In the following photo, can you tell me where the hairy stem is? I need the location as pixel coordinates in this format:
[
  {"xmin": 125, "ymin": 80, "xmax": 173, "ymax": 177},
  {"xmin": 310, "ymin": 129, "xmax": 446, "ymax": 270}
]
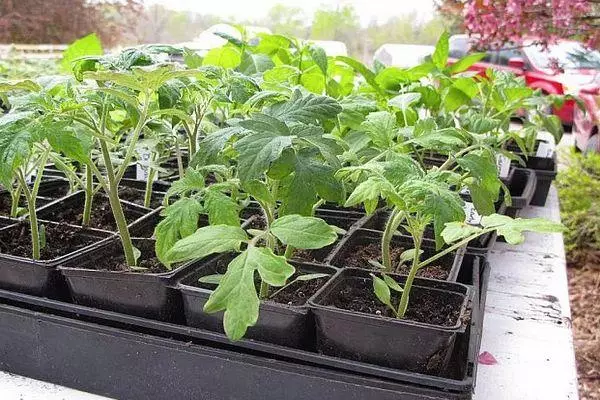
[
  {"xmin": 144, "ymin": 166, "xmax": 156, "ymax": 208},
  {"xmin": 10, "ymin": 185, "xmax": 21, "ymax": 218},
  {"xmin": 396, "ymin": 232, "xmax": 422, "ymax": 319},
  {"xmin": 417, "ymin": 228, "xmax": 494, "ymax": 269},
  {"xmin": 175, "ymin": 139, "xmax": 185, "ymax": 178},
  {"xmin": 114, "ymin": 94, "xmax": 150, "ymax": 183},
  {"xmin": 82, "ymin": 165, "xmax": 93, "ymax": 226},
  {"xmin": 382, "ymin": 208, "xmax": 405, "ymax": 272},
  {"xmin": 438, "ymin": 144, "xmax": 485, "ymax": 171}
]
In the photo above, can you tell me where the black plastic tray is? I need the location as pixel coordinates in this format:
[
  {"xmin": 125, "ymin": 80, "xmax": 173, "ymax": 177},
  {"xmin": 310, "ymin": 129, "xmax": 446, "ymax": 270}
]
[{"xmin": 0, "ymin": 256, "xmax": 488, "ymax": 400}]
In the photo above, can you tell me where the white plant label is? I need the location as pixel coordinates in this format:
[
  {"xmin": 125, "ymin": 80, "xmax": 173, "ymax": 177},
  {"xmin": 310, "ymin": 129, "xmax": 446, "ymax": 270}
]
[
  {"xmin": 535, "ymin": 141, "xmax": 555, "ymax": 158},
  {"xmin": 463, "ymin": 201, "xmax": 482, "ymax": 225},
  {"xmin": 496, "ymin": 154, "xmax": 511, "ymax": 179},
  {"xmin": 136, "ymin": 149, "xmax": 156, "ymax": 182},
  {"xmin": 460, "ymin": 186, "xmax": 471, "ymax": 195}
]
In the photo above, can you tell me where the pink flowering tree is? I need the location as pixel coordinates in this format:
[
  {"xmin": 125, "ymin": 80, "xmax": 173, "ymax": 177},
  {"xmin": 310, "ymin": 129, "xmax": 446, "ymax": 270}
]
[{"xmin": 437, "ymin": 0, "xmax": 600, "ymax": 49}]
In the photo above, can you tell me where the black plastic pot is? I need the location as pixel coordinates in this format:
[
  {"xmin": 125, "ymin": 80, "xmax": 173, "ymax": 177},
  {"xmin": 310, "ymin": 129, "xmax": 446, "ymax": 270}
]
[
  {"xmin": 505, "ymin": 168, "xmax": 537, "ymax": 217},
  {"xmin": 37, "ymin": 178, "xmax": 72, "ymax": 199},
  {"xmin": 529, "ymin": 153, "xmax": 558, "ymax": 206},
  {"xmin": 507, "ymin": 139, "xmax": 555, "ymax": 171},
  {"xmin": 0, "ymin": 271, "xmax": 485, "ymax": 400},
  {"xmin": 179, "ymin": 255, "xmax": 337, "ymax": 348},
  {"xmin": 309, "ymin": 268, "xmax": 473, "ymax": 374},
  {"xmin": 120, "ymin": 178, "xmax": 171, "ymax": 194},
  {"xmin": 0, "ymin": 221, "xmax": 112, "ymax": 297},
  {"xmin": 36, "ymin": 191, "xmax": 152, "ymax": 233},
  {"xmin": 58, "ymin": 238, "xmax": 195, "ymax": 322},
  {"xmin": 328, "ymin": 228, "xmax": 464, "ymax": 281}
]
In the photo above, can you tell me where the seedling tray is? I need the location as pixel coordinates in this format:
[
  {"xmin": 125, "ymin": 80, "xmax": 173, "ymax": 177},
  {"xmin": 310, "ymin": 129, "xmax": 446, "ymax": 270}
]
[{"xmin": 0, "ymin": 257, "xmax": 488, "ymax": 400}]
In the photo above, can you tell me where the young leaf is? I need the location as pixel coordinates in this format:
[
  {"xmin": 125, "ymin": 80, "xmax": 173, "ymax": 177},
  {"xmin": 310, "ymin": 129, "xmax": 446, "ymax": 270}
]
[
  {"xmin": 154, "ymin": 197, "xmax": 203, "ymax": 266},
  {"xmin": 480, "ymin": 214, "xmax": 565, "ymax": 245},
  {"xmin": 441, "ymin": 222, "xmax": 483, "ymax": 244},
  {"xmin": 204, "ymin": 247, "xmax": 295, "ymax": 340},
  {"xmin": 238, "ymin": 52, "xmax": 275, "ymax": 75},
  {"xmin": 234, "ymin": 131, "xmax": 293, "ymax": 182},
  {"xmin": 382, "ymin": 274, "xmax": 404, "ymax": 292},
  {"xmin": 61, "ymin": 33, "xmax": 103, "ymax": 73},
  {"xmin": 165, "ymin": 225, "xmax": 248, "ymax": 265},
  {"xmin": 204, "ymin": 189, "xmax": 240, "ymax": 227},
  {"xmin": 308, "ymin": 45, "xmax": 328, "ymax": 76},
  {"xmin": 166, "ymin": 168, "xmax": 205, "ymax": 200},
  {"xmin": 432, "ymin": 31, "xmax": 450, "ymax": 70},
  {"xmin": 456, "ymin": 149, "xmax": 502, "ymax": 215},
  {"xmin": 388, "ymin": 92, "xmax": 421, "ymax": 111},
  {"xmin": 345, "ymin": 176, "xmax": 398, "ymax": 214},
  {"xmin": 191, "ymin": 126, "xmax": 246, "ymax": 167},
  {"xmin": 371, "ymin": 274, "xmax": 393, "ymax": 310},
  {"xmin": 399, "ymin": 249, "xmax": 424, "ymax": 264},
  {"xmin": 448, "ymin": 53, "xmax": 486, "ymax": 74},
  {"xmin": 202, "ymin": 47, "xmax": 242, "ymax": 69},
  {"xmin": 198, "ymin": 274, "xmax": 224, "ymax": 285},
  {"xmin": 242, "ymin": 180, "xmax": 274, "ymax": 205},
  {"xmin": 270, "ymin": 215, "xmax": 338, "ymax": 249},
  {"xmin": 360, "ymin": 111, "xmax": 397, "ymax": 149}
]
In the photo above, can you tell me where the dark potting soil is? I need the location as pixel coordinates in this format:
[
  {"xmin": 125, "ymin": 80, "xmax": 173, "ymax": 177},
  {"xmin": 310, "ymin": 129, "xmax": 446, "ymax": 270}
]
[
  {"xmin": 44, "ymin": 196, "xmax": 141, "ymax": 231},
  {"xmin": 339, "ymin": 242, "xmax": 449, "ymax": 279},
  {"xmin": 292, "ymin": 248, "xmax": 328, "ymax": 263},
  {"xmin": 80, "ymin": 240, "xmax": 168, "ymax": 273},
  {"xmin": 326, "ymin": 276, "xmax": 463, "ymax": 326},
  {"xmin": 0, "ymin": 223, "xmax": 101, "ymax": 260},
  {"xmin": 192, "ymin": 256, "xmax": 327, "ymax": 307},
  {"xmin": 0, "ymin": 193, "xmax": 23, "ymax": 216},
  {"xmin": 118, "ymin": 186, "xmax": 164, "ymax": 209},
  {"xmin": 44, "ymin": 183, "xmax": 70, "ymax": 199}
]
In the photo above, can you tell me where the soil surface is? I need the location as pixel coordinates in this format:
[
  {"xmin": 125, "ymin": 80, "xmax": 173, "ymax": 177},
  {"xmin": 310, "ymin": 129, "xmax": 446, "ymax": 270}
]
[
  {"xmin": 292, "ymin": 248, "xmax": 329, "ymax": 263},
  {"xmin": 41, "ymin": 195, "xmax": 143, "ymax": 231},
  {"xmin": 118, "ymin": 186, "xmax": 164, "ymax": 209},
  {"xmin": 0, "ymin": 193, "xmax": 23, "ymax": 216},
  {"xmin": 568, "ymin": 260, "xmax": 600, "ymax": 400},
  {"xmin": 191, "ymin": 256, "xmax": 329, "ymax": 306},
  {"xmin": 0, "ymin": 222, "xmax": 103, "ymax": 260},
  {"xmin": 79, "ymin": 240, "xmax": 168, "ymax": 273},
  {"xmin": 41, "ymin": 182, "xmax": 71, "ymax": 199},
  {"xmin": 324, "ymin": 275, "xmax": 463, "ymax": 326},
  {"xmin": 337, "ymin": 242, "xmax": 449, "ymax": 279}
]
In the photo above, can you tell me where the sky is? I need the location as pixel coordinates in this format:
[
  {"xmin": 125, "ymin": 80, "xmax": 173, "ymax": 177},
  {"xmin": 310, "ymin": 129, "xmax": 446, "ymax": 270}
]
[{"xmin": 143, "ymin": 0, "xmax": 437, "ymax": 26}]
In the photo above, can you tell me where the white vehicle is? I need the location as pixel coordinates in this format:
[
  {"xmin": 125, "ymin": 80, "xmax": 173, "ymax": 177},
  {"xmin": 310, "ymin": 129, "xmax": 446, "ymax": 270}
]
[
  {"xmin": 308, "ymin": 40, "xmax": 348, "ymax": 57},
  {"xmin": 179, "ymin": 24, "xmax": 272, "ymax": 55},
  {"xmin": 373, "ymin": 44, "xmax": 434, "ymax": 68}
]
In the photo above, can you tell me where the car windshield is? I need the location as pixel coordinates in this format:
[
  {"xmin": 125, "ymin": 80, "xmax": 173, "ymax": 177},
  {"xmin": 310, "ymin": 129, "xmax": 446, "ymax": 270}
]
[{"xmin": 525, "ymin": 41, "xmax": 600, "ymax": 70}]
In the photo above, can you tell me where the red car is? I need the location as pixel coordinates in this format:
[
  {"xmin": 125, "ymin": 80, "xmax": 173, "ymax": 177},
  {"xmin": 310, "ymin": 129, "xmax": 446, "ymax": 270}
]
[{"xmin": 449, "ymin": 35, "xmax": 600, "ymax": 126}]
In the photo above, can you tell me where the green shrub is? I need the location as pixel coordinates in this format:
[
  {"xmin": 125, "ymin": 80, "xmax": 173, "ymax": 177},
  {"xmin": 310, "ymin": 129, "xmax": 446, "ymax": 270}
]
[{"xmin": 557, "ymin": 149, "xmax": 600, "ymax": 262}]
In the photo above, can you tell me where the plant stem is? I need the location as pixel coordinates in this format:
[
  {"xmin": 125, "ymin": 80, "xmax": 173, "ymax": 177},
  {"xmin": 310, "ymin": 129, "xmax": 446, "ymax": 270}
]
[
  {"xmin": 417, "ymin": 228, "xmax": 494, "ymax": 269},
  {"xmin": 175, "ymin": 139, "xmax": 185, "ymax": 178},
  {"xmin": 311, "ymin": 199, "xmax": 325, "ymax": 216},
  {"xmin": 283, "ymin": 245, "xmax": 294, "ymax": 259},
  {"xmin": 114, "ymin": 95, "xmax": 150, "ymax": 183},
  {"xmin": 396, "ymin": 232, "xmax": 422, "ymax": 318},
  {"xmin": 10, "ymin": 185, "xmax": 21, "ymax": 218},
  {"xmin": 82, "ymin": 165, "xmax": 93, "ymax": 226},
  {"xmin": 144, "ymin": 166, "xmax": 156, "ymax": 208},
  {"xmin": 437, "ymin": 144, "xmax": 485, "ymax": 171},
  {"xmin": 382, "ymin": 208, "xmax": 405, "ymax": 272}
]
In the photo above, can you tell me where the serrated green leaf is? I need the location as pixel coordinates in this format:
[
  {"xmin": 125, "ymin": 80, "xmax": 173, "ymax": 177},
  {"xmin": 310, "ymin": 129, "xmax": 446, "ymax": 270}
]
[
  {"xmin": 204, "ymin": 189, "xmax": 240, "ymax": 226},
  {"xmin": 234, "ymin": 131, "xmax": 293, "ymax": 182},
  {"xmin": 204, "ymin": 247, "xmax": 295, "ymax": 340},
  {"xmin": 154, "ymin": 197, "xmax": 203, "ymax": 266},
  {"xmin": 191, "ymin": 126, "xmax": 245, "ymax": 167},
  {"xmin": 456, "ymin": 149, "xmax": 501, "ymax": 215},
  {"xmin": 166, "ymin": 224, "xmax": 248, "ymax": 265},
  {"xmin": 309, "ymin": 45, "xmax": 328, "ymax": 76},
  {"xmin": 336, "ymin": 56, "xmax": 380, "ymax": 93},
  {"xmin": 61, "ymin": 33, "xmax": 103, "ymax": 73},
  {"xmin": 271, "ymin": 215, "xmax": 337, "ymax": 249},
  {"xmin": 166, "ymin": 168, "xmax": 205, "ymax": 199},
  {"xmin": 383, "ymin": 274, "xmax": 404, "ymax": 292},
  {"xmin": 441, "ymin": 222, "xmax": 483, "ymax": 244},
  {"xmin": 0, "ymin": 80, "xmax": 41, "ymax": 93},
  {"xmin": 345, "ymin": 176, "xmax": 397, "ymax": 214},
  {"xmin": 183, "ymin": 48, "xmax": 203, "ymax": 68},
  {"xmin": 266, "ymin": 90, "xmax": 341, "ymax": 124},
  {"xmin": 242, "ymin": 180, "xmax": 274, "ymax": 205},
  {"xmin": 360, "ymin": 111, "xmax": 397, "ymax": 149},
  {"xmin": 239, "ymin": 52, "xmax": 275, "ymax": 75},
  {"xmin": 388, "ymin": 92, "xmax": 421, "ymax": 111}
]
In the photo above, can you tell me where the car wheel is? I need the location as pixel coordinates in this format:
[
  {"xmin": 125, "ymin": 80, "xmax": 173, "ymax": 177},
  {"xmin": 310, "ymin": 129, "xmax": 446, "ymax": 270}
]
[{"xmin": 585, "ymin": 134, "xmax": 600, "ymax": 154}]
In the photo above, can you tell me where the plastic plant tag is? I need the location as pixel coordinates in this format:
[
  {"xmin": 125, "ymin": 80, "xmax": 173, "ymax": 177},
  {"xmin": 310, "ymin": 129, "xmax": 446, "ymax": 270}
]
[
  {"xmin": 460, "ymin": 186, "xmax": 471, "ymax": 195},
  {"xmin": 463, "ymin": 201, "xmax": 482, "ymax": 225},
  {"xmin": 136, "ymin": 149, "xmax": 156, "ymax": 181},
  {"xmin": 535, "ymin": 140, "xmax": 555, "ymax": 158},
  {"xmin": 496, "ymin": 154, "xmax": 510, "ymax": 178}
]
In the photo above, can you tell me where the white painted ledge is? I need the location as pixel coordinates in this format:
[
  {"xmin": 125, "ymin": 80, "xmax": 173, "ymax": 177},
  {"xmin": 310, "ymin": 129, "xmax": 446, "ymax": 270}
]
[{"xmin": 0, "ymin": 187, "xmax": 578, "ymax": 400}]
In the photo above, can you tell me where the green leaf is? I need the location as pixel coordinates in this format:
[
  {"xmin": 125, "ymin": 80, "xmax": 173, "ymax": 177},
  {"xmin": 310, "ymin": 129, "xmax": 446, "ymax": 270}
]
[
  {"xmin": 61, "ymin": 33, "xmax": 103, "ymax": 73},
  {"xmin": 154, "ymin": 197, "xmax": 203, "ymax": 266},
  {"xmin": 204, "ymin": 247, "xmax": 295, "ymax": 341},
  {"xmin": 345, "ymin": 176, "xmax": 397, "ymax": 214},
  {"xmin": 371, "ymin": 274, "xmax": 393, "ymax": 309},
  {"xmin": 234, "ymin": 131, "xmax": 293, "ymax": 182},
  {"xmin": 456, "ymin": 149, "xmax": 501, "ymax": 215},
  {"xmin": 449, "ymin": 53, "xmax": 486, "ymax": 74},
  {"xmin": 388, "ymin": 92, "xmax": 421, "ymax": 111},
  {"xmin": 399, "ymin": 248, "xmax": 424, "ymax": 264},
  {"xmin": 309, "ymin": 45, "xmax": 328, "ymax": 76},
  {"xmin": 383, "ymin": 274, "xmax": 404, "ymax": 292},
  {"xmin": 263, "ymin": 65, "xmax": 300, "ymax": 84},
  {"xmin": 480, "ymin": 214, "xmax": 565, "ymax": 245},
  {"xmin": 0, "ymin": 80, "xmax": 41, "ymax": 92},
  {"xmin": 183, "ymin": 48, "xmax": 203, "ymax": 68},
  {"xmin": 238, "ymin": 113, "xmax": 289, "ymax": 136},
  {"xmin": 410, "ymin": 128, "xmax": 468, "ymax": 150},
  {"xmin": 0, "ymin": 128, "xmax": 32, "ymax": 187},
  {"xmin": 203, "ymin": 47, "xmax": 242, "ymax": 69},
  {"xmin": 336, "ymin": 56, "xmax": 381, "ymax": 93},
  {"xmin": 242, "ymin": 180, "xmax": 274, "ymax": 205},
  {"xmin": 166, "ymin": 225, "xmax": 248, "ymax": 265},
  {"xmin": 204, "ymin": 189, "xmax": 240, "ymax": 227},
  {"xmin": 266, "ymin": 90, "xmax": 342, "ymax": 124},
  {"xmin": 271, "ymin": 215, "xmax": 338, "ymax": 249},
  {"xmin": 296, "ymin": 273, "xmax": 330, "ymax": 281},
  {"xmin": 441, "ymin": 222, "xmax": 483, "ymax": 244},
  {"xmin": 443, "ymin": 86, "xmax": 472, "ymax": 111},
  {"xmin": 239, "ymin": 52, "xmax": 275, "ymax": 75},
  {"xmin": 360, "ymin": 111, "xmax": 397, "ymax": 149},
  {"xmin": 432, "ymin": 31, "xmax": 450, "ymax": 70},
  {"xmin": 198, "ymin": 274, "xmax": 223, "ymax": 285},
  {"xmin": 191, "ymin": 126, "xmax": 245, "ymax": 167},
  {"xmin": 46, "ymin": 126, "xmax": 92, "ymax": 164},
  {"xmin": 166, "ymin": 168, "xmax": 205, "ymax": 199}
]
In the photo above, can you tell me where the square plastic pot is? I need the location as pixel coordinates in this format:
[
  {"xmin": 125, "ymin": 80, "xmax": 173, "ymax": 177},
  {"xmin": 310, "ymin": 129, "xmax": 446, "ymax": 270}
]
[
  {"xmin": 327, "ymin": 228, "xmax": 464, "ymax": 281},
  {"xmin": 309, "ymin": 268, "xmax": 473, "ymax": 374},
  {"xmin": 505, "ymin": 168, "xmax": 537, "ymax": 217},
  {"xmin": 0, "ymin": 221, "xmax": 113, "ymax": 297},
  {"xmin": 178, "ymin": 255, "xmax": 338, "ymax": 348},
  {"xmin": 58, "ymin": 237, "xmax": 195, "ymax": 322},
  {"xmin": 36, "ymin": 191, "xmax": 153, "ymax": 234},
  {"xmin": 529, "ymin": 154, "xmax": 558, "ymax": 206}
]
